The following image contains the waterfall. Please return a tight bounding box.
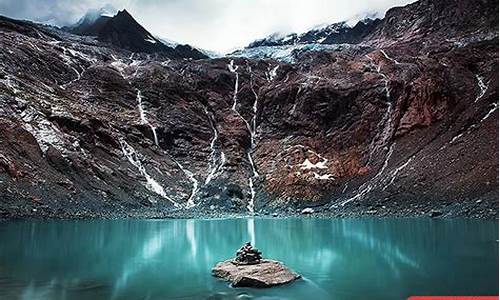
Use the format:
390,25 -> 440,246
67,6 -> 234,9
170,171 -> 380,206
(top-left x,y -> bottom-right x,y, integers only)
365,53 -> 395,165
474,75 -> 488,103
248,66 -> 260,178
174,160 -> 200,209
380,49 -> 400,65
266,65 -> 279,81
109,55 -> 158,146
119,138 -> 179,207
204,108 -> 226,184
228,60 -> 239,111
480,102 -> 498,122
136,90 -> 159,146
227,60 -> 259,213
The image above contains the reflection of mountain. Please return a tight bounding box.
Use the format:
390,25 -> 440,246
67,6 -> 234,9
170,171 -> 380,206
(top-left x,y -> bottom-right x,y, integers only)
0,219 -> 497,299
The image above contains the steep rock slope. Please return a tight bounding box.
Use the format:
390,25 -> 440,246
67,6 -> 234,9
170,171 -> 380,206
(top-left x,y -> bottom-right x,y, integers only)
0,0 -> 497,218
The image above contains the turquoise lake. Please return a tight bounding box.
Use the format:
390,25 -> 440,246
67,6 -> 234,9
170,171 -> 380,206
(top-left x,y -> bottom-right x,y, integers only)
0,218 -> 497,300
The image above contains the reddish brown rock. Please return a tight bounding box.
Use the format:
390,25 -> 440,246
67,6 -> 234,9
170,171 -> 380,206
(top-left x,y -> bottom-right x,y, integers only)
0,0 -> 497,218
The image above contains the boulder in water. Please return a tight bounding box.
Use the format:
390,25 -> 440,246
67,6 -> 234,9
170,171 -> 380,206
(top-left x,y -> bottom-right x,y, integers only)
212,242 -> 300,288
212,259 -> 300,288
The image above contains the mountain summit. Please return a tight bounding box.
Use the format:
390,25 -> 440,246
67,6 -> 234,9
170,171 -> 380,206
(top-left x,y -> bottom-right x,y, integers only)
69,9 -> 207,59
96,9 -> 170,54
66,4 -> 116,36
247,18 -> 381,48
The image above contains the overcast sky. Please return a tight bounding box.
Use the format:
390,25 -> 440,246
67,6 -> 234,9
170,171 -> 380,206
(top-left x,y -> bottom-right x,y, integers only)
0,0 -> 414,52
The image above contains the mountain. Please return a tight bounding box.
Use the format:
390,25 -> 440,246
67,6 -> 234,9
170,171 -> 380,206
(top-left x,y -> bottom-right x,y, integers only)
234,18 -> 382,61
96,9 -> 170,54
241,0 -> 498,60
68,9 -> 208,59
67,6 -> 116,36
157,37 -> 223,59
0,0 -> 498,219
248,18 -> 381,48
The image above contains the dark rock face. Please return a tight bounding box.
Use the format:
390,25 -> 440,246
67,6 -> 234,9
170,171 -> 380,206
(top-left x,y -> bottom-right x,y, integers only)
68,15 -> 112,36
0,0 -> 498,219
212,259 -> 300,288
96,10 -> 170,54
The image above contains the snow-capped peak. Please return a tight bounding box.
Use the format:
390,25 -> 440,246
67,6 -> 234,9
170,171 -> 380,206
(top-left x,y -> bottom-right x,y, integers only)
74,4 -> 118,27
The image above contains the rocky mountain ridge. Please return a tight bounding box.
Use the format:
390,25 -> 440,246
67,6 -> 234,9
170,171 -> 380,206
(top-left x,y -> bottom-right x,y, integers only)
68,8 -> 208,59
0,0 -> 498,219
247,18 -> 381,48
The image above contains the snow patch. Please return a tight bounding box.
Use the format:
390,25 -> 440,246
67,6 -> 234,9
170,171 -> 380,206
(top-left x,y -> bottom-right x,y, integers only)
299,158 -> 328,170
21,109 -> 68,155
313,172 -> 335,180
144,35 -> 157,44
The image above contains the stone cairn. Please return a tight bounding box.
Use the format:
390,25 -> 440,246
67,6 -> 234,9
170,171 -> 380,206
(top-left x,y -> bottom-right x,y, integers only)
234,242 -> 262,265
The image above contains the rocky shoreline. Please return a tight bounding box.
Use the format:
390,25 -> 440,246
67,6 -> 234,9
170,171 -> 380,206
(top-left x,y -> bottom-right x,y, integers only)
0,194 -> 497,220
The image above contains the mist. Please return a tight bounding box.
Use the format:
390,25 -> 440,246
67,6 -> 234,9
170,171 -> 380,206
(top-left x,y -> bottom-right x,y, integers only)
0,0 -> 415,52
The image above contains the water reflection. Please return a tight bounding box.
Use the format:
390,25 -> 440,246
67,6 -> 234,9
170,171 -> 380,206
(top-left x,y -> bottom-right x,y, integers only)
247,218 -> 256,246
0,218 -> 497,300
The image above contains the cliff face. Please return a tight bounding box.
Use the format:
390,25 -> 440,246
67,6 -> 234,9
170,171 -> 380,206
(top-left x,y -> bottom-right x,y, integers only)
0,0 -> 498,219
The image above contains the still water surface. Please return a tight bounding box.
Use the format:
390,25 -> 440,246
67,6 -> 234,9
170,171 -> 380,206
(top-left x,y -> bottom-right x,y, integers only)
0,218 -> 497,300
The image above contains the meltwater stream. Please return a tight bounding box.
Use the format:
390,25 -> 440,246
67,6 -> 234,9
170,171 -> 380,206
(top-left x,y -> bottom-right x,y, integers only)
0,218 -> 497,300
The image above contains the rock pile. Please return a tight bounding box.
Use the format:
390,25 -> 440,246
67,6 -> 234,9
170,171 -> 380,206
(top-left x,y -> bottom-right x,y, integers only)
235,242 -> 262,265
212,242 -> 300,288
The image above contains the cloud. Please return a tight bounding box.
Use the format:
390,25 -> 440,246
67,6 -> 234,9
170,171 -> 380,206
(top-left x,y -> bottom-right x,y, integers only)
0,0 -> 415,52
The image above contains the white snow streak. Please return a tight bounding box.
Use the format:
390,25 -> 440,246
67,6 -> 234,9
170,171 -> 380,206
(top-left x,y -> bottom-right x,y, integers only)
384,155 -> 414,190
0,75 -> 19,94
313,172 -> 335,180
337,144 -> 394,207
20,108 -> 68,155
445,74 -> 494,145
144,36 -> 157,44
